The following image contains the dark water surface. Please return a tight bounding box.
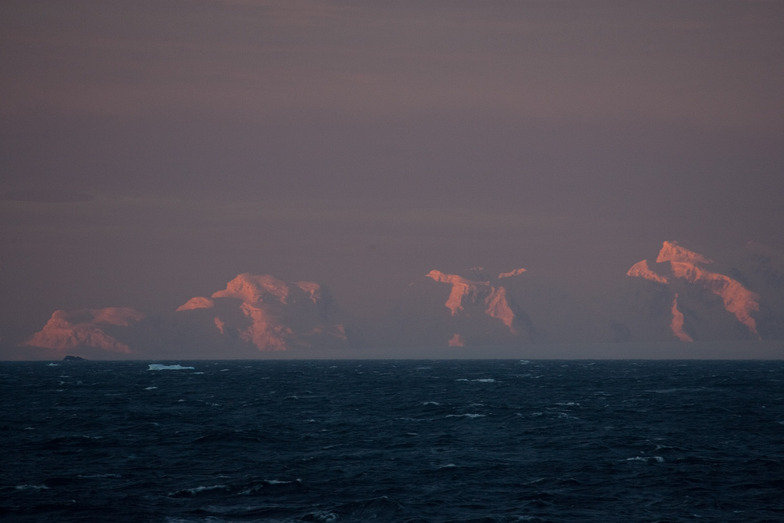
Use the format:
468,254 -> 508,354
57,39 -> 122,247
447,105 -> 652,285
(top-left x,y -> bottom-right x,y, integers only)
2,359 -> 783,522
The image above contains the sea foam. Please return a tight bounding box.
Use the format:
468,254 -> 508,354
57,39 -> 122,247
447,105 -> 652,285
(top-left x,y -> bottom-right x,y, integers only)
147,364 -> 195,371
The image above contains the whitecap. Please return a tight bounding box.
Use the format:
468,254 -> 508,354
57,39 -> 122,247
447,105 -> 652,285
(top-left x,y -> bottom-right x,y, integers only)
147,364 -> 195,371
15,484 -> 49,491
265,479 -> 296,485
238,479 -> 302,495
625,456 -> 664,463
305,511 -> 339,522
144,386 -> 157,390
169,484 -> 228,496
446,413 -> 485,419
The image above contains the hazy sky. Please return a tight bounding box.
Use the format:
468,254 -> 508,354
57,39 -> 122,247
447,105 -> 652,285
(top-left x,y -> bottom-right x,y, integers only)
2,0 -> 783,349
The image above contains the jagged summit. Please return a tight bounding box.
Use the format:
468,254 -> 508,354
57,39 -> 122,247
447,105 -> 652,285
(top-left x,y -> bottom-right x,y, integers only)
23,307 -> 145,353
211,273 -> 293,305
24,273 -> 351,357
627,259 -> 669,284
498,268 -> 527,279
178,273 -> 347,352
425,267 -> 532,346
17,244 -> 784,359
627,241 -> 760,341
656,240 -> 713,266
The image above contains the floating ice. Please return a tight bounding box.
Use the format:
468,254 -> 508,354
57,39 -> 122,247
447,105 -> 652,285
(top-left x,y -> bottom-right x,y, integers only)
147,364 -> 195,371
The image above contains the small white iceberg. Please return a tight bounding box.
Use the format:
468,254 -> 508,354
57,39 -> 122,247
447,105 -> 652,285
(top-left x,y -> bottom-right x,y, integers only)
147,364 -> 195,371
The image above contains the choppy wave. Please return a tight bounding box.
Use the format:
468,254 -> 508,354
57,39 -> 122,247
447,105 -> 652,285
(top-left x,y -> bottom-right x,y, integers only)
147,364 -> 195,371
2,359 -> 783,522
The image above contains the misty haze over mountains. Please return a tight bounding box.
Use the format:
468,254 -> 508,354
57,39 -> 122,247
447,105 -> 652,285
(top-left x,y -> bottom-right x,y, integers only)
11,241 -> 784,360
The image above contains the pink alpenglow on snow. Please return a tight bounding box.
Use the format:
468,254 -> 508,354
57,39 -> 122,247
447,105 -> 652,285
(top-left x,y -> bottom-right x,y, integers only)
627,241 -> 760,340
425,271 -> 486,316
656,241 -> 713,266
211,273 -> 292,304
497,268 -> 527,279
175,296 -> 215,312
670,293 -> 694,343
626,260 -> 670,284
23,273 -> 351,358
23,307 -> 145,353
426,268 -> 525,336
448,333 -> 466,347
179,273 -> 349,352
661,245 -> 759,338
483,285 -> 518,333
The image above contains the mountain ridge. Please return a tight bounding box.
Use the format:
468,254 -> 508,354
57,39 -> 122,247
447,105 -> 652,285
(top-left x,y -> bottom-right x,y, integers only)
17,241 -> 784,358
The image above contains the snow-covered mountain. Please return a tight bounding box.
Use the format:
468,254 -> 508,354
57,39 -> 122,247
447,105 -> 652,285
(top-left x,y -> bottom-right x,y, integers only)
175,273 -> 349,352
422,267 -> 534,347
623,241 -> 766,341
22,307 -> 145,354
17,242 -> 784,359
22,273 -> 351,358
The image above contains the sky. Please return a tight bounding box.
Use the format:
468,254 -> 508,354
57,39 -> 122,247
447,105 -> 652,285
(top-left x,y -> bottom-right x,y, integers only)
2,0 -> 784,356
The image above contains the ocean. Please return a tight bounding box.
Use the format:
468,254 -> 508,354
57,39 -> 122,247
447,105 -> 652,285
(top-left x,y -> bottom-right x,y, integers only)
2,359 -> 783,522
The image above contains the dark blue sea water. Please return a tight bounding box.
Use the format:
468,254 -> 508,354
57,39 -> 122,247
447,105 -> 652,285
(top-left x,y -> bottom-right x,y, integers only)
2,359 -> 783,522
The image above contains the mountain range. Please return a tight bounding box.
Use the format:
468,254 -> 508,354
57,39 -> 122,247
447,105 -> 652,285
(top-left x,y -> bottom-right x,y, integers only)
16,241 -> 784,358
